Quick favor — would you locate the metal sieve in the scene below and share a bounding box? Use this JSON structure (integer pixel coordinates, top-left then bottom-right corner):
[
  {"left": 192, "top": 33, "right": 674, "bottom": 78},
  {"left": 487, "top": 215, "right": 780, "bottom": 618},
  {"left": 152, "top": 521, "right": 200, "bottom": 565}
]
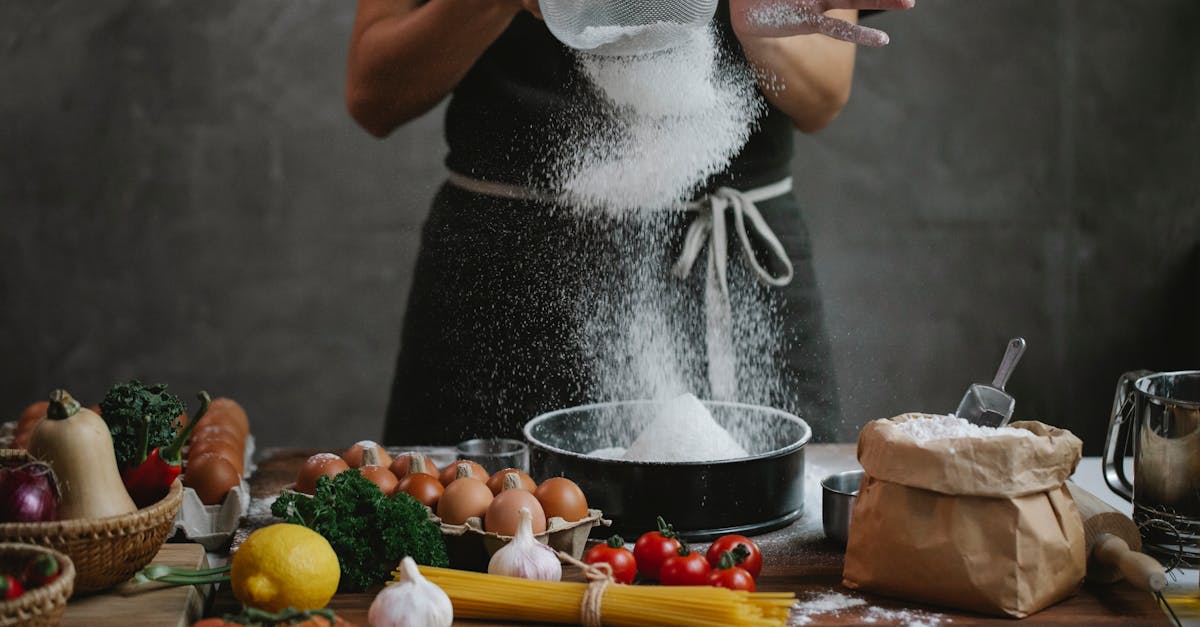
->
[{"left": 538, "top": 0, "right": 719, "bottom": 56}]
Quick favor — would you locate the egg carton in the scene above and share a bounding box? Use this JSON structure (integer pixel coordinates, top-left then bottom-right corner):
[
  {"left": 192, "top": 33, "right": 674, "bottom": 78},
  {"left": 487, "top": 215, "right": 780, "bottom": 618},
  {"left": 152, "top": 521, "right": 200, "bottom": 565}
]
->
[
  {"left": 432, "top": 509, "right": 609, "bottom": 572},
  {"left": 172, "top": 434, "right": 256, "bottom": 551}
]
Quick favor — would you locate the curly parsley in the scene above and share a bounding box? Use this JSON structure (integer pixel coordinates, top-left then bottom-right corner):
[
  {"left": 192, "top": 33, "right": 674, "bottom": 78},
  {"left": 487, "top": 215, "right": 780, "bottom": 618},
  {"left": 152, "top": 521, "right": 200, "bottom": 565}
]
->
[
  {"left": 271, "top": 471, "right": 448, "bottom": 592},
  {"left": 99, "top": 380, "right": 186, "bottom": 469}
]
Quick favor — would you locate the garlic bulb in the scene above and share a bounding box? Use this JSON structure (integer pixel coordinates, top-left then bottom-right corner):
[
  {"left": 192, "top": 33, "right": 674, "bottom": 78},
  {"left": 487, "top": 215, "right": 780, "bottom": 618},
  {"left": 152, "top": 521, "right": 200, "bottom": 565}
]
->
[
  {"left": 368, "top": 557, "right": 453, "bottom": 627},
  {"left": 487, "top": 506, "right": 562, "bottom": 581}
]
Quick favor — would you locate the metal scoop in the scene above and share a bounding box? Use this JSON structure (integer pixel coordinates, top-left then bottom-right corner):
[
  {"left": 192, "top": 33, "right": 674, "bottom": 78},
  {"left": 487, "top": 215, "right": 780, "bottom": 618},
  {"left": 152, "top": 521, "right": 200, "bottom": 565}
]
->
[{"left": 955, "top": 337, "right": 1026, "bottom": 427}]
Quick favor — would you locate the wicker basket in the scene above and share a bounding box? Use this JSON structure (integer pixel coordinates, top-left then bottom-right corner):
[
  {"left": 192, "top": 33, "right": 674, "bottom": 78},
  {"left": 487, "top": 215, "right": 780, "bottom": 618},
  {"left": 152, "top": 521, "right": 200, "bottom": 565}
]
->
[
  {"left": 0, "top": 450, "right": 183, "bottom": 594},
  {"left": 0, "top": 543, "right": 75, "bottom": 627}
]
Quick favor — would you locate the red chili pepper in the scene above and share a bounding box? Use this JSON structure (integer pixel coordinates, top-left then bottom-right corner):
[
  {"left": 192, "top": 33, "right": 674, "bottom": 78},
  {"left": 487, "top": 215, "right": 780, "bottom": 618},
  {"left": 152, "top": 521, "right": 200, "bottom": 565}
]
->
[
  {"left": 0, "top": 574, "right": 24, "bottom": 600},
  {"left": 121, "top": 392, "right": 210, "bottom": 507},
  {"left": 21, "top": 553, "right": 61, "bottom": 589}
]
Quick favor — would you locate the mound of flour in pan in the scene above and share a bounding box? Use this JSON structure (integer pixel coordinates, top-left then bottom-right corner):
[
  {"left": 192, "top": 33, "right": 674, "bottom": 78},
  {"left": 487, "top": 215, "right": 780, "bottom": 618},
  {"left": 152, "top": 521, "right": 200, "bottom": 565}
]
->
[{"left": 618, "top": 393, "right": 749, "bottom": 462}]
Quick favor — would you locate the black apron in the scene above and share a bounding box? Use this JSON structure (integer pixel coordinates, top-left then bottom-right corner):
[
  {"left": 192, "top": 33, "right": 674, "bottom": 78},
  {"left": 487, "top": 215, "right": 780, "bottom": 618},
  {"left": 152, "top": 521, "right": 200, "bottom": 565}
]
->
[{"left": 384, "top": 6, "right": 841, "bottom": 445}]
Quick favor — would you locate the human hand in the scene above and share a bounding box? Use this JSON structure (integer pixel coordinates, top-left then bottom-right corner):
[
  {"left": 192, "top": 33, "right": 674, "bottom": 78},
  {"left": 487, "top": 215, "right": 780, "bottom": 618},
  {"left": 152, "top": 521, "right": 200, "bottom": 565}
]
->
[
  {"left": 730, "top": 0, "right": 915, "bottom": 47},
  {"left": 521, "top": 0, "right": 542, "bottom": 20}
]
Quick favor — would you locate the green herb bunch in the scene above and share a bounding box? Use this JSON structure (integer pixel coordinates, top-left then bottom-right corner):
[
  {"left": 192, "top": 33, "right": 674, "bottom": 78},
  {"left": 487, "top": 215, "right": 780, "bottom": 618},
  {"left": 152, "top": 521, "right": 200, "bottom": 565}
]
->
[
  {"left": 271, "top": 470, "right": 448, "bottom": 592},
  {"left": 99, "top": 380, "right": 187, "bottom": 469}
]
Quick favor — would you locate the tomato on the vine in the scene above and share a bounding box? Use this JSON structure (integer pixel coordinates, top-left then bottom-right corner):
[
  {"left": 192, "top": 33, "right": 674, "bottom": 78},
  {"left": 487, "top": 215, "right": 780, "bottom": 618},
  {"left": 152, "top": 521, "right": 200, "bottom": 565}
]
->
[
  {"left": 584, "top": 535, "right": 637, "bottom": 584},
  {"left": 633, "top": 516, "right": 682, "bottom": 581},
  {"left": 659, "top": 544, "right": 711, "bottom": 586},
  {"left": 706, "top": 550, "right": 756, "bottom": 591},
  {"left": 706, "top": 534, "right": 762, "bottom": 579}
]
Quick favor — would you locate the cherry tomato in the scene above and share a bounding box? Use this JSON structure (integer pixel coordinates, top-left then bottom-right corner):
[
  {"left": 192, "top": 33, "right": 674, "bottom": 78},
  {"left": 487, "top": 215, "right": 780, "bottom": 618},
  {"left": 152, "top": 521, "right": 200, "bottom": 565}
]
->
[
  {"left": 584, "top": 535, "right": 637, "bottom": 584},
  {"left": 633, "top": 516, "right": 682, "bottom": 581},
  {"left": 706, "top": 534, "right": 762, "bottom": 579},
  {"left": 706, "top": 550, "right": 756, "bottom": 591},
  {"left": 0, "top": 574, "right": 24, "bottom": 600},
  {"left": 659, "top": 544, "right": 711, "bottom": 586}
]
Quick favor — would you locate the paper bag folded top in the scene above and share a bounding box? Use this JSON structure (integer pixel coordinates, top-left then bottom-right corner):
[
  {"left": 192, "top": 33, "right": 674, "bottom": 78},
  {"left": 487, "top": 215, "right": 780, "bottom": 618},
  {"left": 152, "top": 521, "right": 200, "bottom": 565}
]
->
[{"left": 843, "top": 413, "right": 1087, "bottom": 618}]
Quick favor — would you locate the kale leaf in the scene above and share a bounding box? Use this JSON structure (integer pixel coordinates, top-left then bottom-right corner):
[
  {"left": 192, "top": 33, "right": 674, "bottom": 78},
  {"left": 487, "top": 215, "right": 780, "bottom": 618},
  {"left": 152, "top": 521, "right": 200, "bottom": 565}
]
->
[
  {"left": 99, "top": 380, "right": 186, "bottom": 469},
  {"left": 271, "top": 471, "right": 448, "bottom": 592}
]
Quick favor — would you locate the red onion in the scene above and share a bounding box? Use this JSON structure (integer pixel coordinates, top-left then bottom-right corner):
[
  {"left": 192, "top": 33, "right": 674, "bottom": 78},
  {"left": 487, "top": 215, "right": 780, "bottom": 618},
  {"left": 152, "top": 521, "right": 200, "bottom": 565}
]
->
[{"left": 0, "top": 461, "right": 59, "bottom": 523}]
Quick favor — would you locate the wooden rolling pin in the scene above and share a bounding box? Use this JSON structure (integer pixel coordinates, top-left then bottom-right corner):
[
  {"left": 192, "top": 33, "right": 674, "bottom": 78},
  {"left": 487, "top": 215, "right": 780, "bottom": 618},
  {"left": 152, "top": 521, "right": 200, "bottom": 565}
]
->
[{"left": 1066, "top": 481, "right": 1167, "bottom": 592}]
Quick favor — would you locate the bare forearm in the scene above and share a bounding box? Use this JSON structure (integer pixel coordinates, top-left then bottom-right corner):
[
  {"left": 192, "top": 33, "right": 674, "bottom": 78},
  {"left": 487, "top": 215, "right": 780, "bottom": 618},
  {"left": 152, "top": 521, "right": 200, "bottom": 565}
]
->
[
  {"left": 347, "top": 0, "right": 523, "bottom": 137},
  {"left": 737, "top": 10, "right": 858, "bottom": 133}
]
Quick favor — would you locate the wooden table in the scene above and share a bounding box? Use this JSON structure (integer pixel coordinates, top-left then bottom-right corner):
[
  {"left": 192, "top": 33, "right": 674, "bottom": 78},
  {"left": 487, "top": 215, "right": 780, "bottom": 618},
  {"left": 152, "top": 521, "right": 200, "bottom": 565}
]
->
[
  {"left": 66, "top": 543, "right": 210, "bottom": 627},
  {"left": 207, "top": 446, "right": 1171, "bottom": 626}
]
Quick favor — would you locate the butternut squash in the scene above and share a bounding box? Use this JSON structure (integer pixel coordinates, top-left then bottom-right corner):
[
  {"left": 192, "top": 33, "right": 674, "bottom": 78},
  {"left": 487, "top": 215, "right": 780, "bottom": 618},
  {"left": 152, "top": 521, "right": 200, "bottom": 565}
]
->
[{"left": 28, "top": 389, "right": 137, "bottom": 519}]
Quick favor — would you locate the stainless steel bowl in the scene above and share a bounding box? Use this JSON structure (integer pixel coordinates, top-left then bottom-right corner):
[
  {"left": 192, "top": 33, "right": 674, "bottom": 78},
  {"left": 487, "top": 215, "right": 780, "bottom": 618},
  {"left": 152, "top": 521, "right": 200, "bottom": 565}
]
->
[
  {"left": 821, "top": 470, "right": 863, "bottom": 547},
  {"left": 523, "top": 400, "right": 812, "bottom": 540}
]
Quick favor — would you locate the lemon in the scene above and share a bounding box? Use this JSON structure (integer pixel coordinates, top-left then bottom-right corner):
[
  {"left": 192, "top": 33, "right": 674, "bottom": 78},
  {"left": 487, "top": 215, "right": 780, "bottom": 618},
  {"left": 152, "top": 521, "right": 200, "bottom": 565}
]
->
[{"left": 230, "top": 523, "right": 340, "bottom": 612}]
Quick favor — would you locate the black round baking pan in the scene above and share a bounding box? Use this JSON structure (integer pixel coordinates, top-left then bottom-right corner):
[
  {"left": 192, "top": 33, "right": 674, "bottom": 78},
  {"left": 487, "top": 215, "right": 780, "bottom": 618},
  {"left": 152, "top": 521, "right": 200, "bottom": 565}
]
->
[{"left": 523, "top": 400, "right": 811, "bottom": 541}]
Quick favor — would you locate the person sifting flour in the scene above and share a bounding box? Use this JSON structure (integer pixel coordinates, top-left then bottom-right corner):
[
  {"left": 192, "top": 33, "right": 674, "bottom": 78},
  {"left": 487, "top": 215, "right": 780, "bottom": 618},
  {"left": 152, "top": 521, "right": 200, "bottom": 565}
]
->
[{"left": 347, "top": 0, "right": 915, "bottom": 445}]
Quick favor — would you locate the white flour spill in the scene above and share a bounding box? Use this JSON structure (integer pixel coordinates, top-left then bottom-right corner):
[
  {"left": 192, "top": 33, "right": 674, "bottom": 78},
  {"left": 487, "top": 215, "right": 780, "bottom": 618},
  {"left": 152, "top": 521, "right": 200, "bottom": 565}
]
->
[
  {"left": 861, "top": 606, "right": 951, "bottom": 626},
  {"left": 789, "top": 591, "right": 951, "bottom": 627},
  {"left": 623, "top": 393, "right": 748, "bottom": 462},
  {"left": 557, "top": 26, "right": 763, "bottom": 212},
  {"left": 889, "top": 415, "right": 1037, "bottom": 443},
  {"left": 790, "top": 592, "right": 866, "bottom": 625}
]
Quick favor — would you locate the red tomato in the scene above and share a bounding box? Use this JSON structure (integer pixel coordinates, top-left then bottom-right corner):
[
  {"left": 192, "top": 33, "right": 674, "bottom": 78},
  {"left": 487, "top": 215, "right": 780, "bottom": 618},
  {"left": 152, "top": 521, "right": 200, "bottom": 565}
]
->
[
  {"left": 706, "top": 534, "right": 762, "bottom": 579},
  {"left": 707, "top": 550, "right": 756, "bottom": 591},
  {"left": 584, "top": 535, "right": 637, "bottom": 585},
  {"left": 633, "top": 516, "right": 682, "bottom": 581},
  {"left": 659, "top": 545, "right": 711, "bottom": 586},
  {"left": 0, "top": 574, "right": 23, "bottom": 600}
]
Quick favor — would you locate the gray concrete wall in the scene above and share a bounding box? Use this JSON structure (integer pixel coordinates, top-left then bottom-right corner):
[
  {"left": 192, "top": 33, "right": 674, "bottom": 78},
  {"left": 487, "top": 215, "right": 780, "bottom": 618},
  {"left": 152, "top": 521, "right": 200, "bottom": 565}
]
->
[{"left": 2, "top": 1, "right": 1196, "bottom": 454}]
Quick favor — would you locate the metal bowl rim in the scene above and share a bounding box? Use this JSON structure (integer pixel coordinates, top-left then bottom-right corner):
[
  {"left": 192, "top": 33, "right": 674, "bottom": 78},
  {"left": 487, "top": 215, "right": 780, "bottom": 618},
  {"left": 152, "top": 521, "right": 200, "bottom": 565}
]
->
[
  {"left": 820, "top": 469, "right": 864, "bottom": 496},
  {"left": 523, "top": 399, "right": 812, "bottom": 466}
]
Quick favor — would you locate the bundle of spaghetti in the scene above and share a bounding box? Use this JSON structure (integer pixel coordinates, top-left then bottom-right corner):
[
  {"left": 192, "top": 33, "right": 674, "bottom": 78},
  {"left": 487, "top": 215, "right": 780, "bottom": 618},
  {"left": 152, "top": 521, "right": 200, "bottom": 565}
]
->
[{"left": 415, "top": 565, "right": 794, "bottom": 627}]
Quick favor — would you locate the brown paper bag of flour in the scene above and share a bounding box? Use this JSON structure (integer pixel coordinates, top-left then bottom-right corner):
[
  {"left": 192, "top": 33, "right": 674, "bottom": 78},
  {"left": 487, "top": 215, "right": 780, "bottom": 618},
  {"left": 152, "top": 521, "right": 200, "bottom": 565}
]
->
[{"left": 842, "top": 414, "right": 1087, "bottom": 618}]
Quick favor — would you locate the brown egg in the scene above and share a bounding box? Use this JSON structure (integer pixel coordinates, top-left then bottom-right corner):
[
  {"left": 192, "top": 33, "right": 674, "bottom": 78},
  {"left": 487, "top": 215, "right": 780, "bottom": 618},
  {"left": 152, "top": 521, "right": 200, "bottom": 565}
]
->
[
  {"left": 359, "top": 465, "right": 400, "bottom": 496},
  {"left": 389, "top": 453, "right": 440, "bottom": 479},
  {"left": 187, "top": 438, "right": 244, "bottom": 475},
  {"left": 184, "top": 453, "right": 241, "bottom": 505},
  {"left": 486, "top": 469, "right": 537, "bottom": 495},
  {"left": 534, "top": 477, "right": 589, "bottom": 522},
  {"left": 439, "top": 460, "right": 490, "bottom": 486},
  {"left": 206, "top": 398, "right": 250, "bottom": 437},
  {"left": 398, "top": 473, "right": 444, "bottom": 508},
  {"left": 344, "top": 440, "right": 393, "bottom": 469},
  {"left": 191, "top": 424, "right": 244, "bottom": 450},
  {"left": 485, "top": 485, "right": 547, "bottom": 536},
  {"left": 436, "top": 476, "right": 493, "bottom": 525},
  {"left": 296, "top": 453, "right": 350, "bottom": 494}
]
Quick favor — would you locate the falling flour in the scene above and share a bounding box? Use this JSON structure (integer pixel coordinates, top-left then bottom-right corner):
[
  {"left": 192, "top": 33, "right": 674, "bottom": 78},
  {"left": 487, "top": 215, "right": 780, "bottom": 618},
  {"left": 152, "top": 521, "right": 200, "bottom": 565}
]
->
[
  {"left": 556, "top": 25, "right": 763, "bottom": 212},
  {"left": 890, "top": 415, "right": 1038, "bottom": 443},
  {"left": 621, "top": 393, "right": 748, "bottom": 462},
  {"left": 573, "top": 22, "right": 700, "bottom": 56}
]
